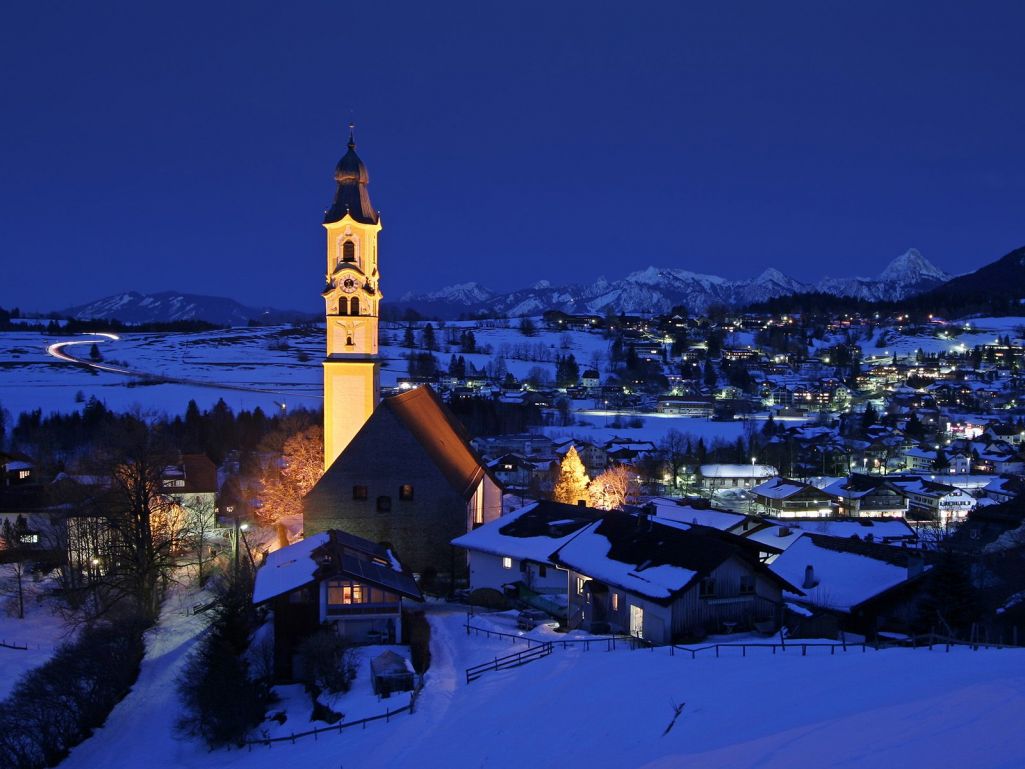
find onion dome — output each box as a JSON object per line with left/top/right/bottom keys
{"left": 324, "top": 125, "right": 378, "bottom": 224}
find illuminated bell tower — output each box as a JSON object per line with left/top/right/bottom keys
{"left": 322, "top": 125, "right": 382, "bottom": 470}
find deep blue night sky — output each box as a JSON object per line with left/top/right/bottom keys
{"left": 3, "top": 1, "right": 1025, "bottom": 313}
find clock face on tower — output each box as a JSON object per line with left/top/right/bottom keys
{"left": 341, "top": 277, "right": 358, "bottom": 294}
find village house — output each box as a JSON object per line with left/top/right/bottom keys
{"left": 770, "top": 533, "right": 929, "bottom": 639}
{"left": 655, "top": 395, "right": 714, "bottom": 417}
{"left": 700, "top": 463, "right": 778, "bottom": 491}
{"left": 451, "top": 500, "right": 602, "bottom": 615}
{"left": 252, "top": 529, "right": 423, "bottom": 680}
{"left": 889, "top": 476, "right": 977, "bottom": 529}
{"left": 553, "top": 511, "right": 799, "bottom": 643}
{"left": 822, "top": 475, "right": 909, "bottom": 518}
{"left": 751, "top": 477, "right": 835, "bottom": 518}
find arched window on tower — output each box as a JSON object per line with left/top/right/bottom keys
{"left": 338, "top": 299, "right": 348, "bottom": 316}
{"left": 346, "top": 334, "right": 354, "bottom": 347}
{"left": 349, "top": 296, "right": 360, "bottom": 316}
{"left": 342, "top": 240, "right": 356, "bottom": 263}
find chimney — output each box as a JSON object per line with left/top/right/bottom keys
{"left": 802, "top": 564, "right": 819, "bottom": 589}
{"left": 777, "top": 526, "right": 791, "bottom": 538}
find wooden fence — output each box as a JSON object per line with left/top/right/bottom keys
{"left": 0, "top": 639, "right": 28, "bottom": 651}
{"left": 244, "top": 678, "right": 424, "bottom": 748}
{"left": 464, "top": 622, "right": 642, "bottom": 652}
{"left": 465, "top": 641, "right": 553, "bottom": 684}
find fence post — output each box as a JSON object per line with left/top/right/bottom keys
{"left": 715, "top": 645, "right": 720, "bottom": 658}
{"left": 802, "top": 644, "right": 807, "bottom": 656}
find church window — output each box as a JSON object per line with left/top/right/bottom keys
{"left": 353, "top": 485, "right": 368, "bottom": 501}
{"left": 338, "top": 299, "right": 348, "bottom": 316}
{"left": 376, "top": 495, "right": 391, "bottom": 513}
{"left": 399, "top": 484, "right": 414, "bottom": 501}
{"left": 349, "top": 296, "right": 360, "bottom": 315}
{"left": 346, "top": 335, "right": 354, "bottom": 347}
{"left": 342, "top": 240, "right": 356, "bottom": 262}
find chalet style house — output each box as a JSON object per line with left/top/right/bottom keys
{"left": 451, "top": 500, "right": 602, "bottom": 613}
{"left": 252, "top": 529, "right": 423, "bottom": 679}
{"left": 552, "top": 512, "right": 798, "bottom": 643}
{"left": 822, "top": 475, "right": 909, "bottom": 517}
{"left": 305, "top": 386, "right": 503, "bottom": 579}
{"left": 752, "top": 477, "right": 834, "bottom": 517}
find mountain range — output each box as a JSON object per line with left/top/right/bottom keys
{"left": 61, "top": 291, "right": 314, "bottom": 326}
{"left": 59, "top": 247, "right": 1006, "bottom": 325}
{"left": 395, "top": 249, "right": 951, "bottom": 317}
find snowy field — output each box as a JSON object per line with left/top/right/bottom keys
{"left": 57, "top": 591, "right": 1025, "bottom": 769}
{"left": 0, "top": 583, "right": 75, "bottom": 700}
{"left": 0, "top": 322, "right": 768, "bottom": 447}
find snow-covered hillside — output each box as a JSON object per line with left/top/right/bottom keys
{"left": 58, "top": 604, "right": 1025, "bottom": 769}
{"left": 398, "top": 249, "right": 951, "bottom": 317}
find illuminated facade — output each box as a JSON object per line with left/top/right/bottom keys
{"left": 322, "top": 127, "right": 381, "bottom": 470}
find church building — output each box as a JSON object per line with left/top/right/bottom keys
{"left": 305, "top": 128, "right": 503, "bottom": 579}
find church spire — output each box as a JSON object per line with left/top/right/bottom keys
{"left": 325, "top": 124, "right": 377, "bottom": 224}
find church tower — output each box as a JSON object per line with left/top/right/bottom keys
{"left": 322, "top": 126, "right": 381, "bottom": 470}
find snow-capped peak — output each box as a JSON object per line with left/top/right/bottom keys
{"left": 879, "top": 249, "right": 949, "bottom": 283}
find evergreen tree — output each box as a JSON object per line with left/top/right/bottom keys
{"left": 402, "top": 325, "right": 416, "bottom": 348}
{"left": 933, "top": 448, "right": 950, "bottom": 471}
{"left": 703, "top": 359, "right": 717, "bottom": 388}
{"left": 421, "top": 323, "right": 437, "bottom": 352}
{"left": 519, "top": 317, "right": 537, "bottom": 337}
{"left": 89, "top": 343, "right": 103, "bottom": 362}
{"left": 861, "top": 402, "right": 878, "bottom": 432}
{"left": 552, "top": 446, "right": 590, "bottom": 506}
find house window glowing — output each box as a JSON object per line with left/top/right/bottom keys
{"left": 502, "top": 557, "right": 512, "bottom": 570}
{"left": 611, "top": 592, "right": 619, "bottom": 611}
{"left": 399, "top": 484, "right": 414, "bottom": 501}
{"left": 576, "top": 576, "right": 589, "bottom": 595}
{"left": 18, "top": 470, "right": 30, "bottom": 480}
{"left": 327, "top": 580, "right": 364, "bottom": 605}
{"left": 472, "top": 485, "right": 484, "bottom": 525}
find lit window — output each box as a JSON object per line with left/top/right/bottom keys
{"left": 576, "top": 576, "right": 588, "bottom": 595}
{"left": 353, "top": 485, "right": 368, "bottom": 501}
{"left": 327, "top": 580, "right": 364, "bottom": 605}
{"left": 611, "top": 592, "right": 619, "bottom": 611}
{"left": 399, "top": 484, "right": 414, "bottom": 501}
{"left": 502, "top": 557, "right": 512, "bottom": 570}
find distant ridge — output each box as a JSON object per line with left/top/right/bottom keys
{"left": 61, "top": 291, "right": 315, "bottom": 326}
{"left": 394, "top": 249, "right": 950, "bottom": 318}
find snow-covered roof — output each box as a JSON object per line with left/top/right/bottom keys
{"left": 780, "top": 517, "right": 916, "bottom": 542}
{"left": 700, "top": 463, "right": 778, "bottom": 479}
{"left": 451, "top": 500, "right": 600, "bottom": 564}
{"left": 554, "top": 519, "right": 698, "bottom": 601}
{"left": 752, "top": 477, "right": 826, "bottom": 500}
{"left": 769, "top": 534, "right": 922, "bottom": 612}
{"left": 646, "top": 498, "right": 746, "bottom": 531}
{"left": 252, "top": 532, "right": 330, "bottom": 604}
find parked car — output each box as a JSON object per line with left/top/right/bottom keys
{"left": 517, "top": 609, "right": 558, "bottom": 631}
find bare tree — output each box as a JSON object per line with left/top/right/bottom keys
{"left": 0, "top": 517, "right": 33, "bottom": 619}
{"left": 180, "top": 496, "right": 219, "bottom": 586}
{"left": 658, "top": 430, "right": 691, "bottom": 493}
{"left": 257, "top": 425, "right": 324, "bottom": 523}
{"left": 589, "top": 465, "right": 641, "bottom": 510}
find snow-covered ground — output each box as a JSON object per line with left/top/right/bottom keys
{"left": 0, "top": 576, "right": 76, "bottom": 699}
{"left": 56, "top": 591, "right": 1025, "bottom": 769}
